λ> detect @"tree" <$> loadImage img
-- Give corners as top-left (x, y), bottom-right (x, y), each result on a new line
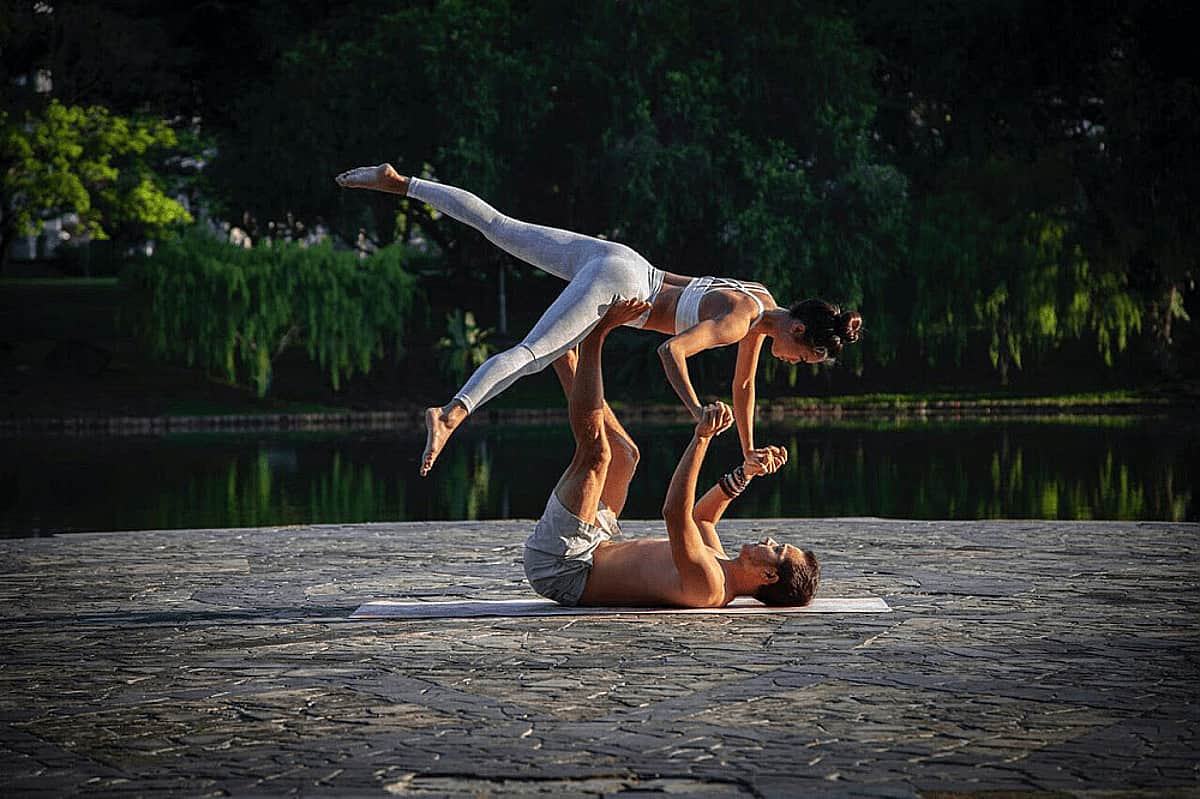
top-left (207, 4), bottom-right (905, 349)
top-left (42, 0), bottom-right (1186, 388)
top-left (0, 99), bottom-right (192, 271)
top-left (124, 231), bottom-right (424, 397)
top-left (1076, 4), bottom-right (1198, 373)
top-left (855, 0), bottom-right (1195, 378)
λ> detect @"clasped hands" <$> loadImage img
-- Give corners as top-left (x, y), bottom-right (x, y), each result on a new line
top-left (693, 401), bottom-right (789, 477)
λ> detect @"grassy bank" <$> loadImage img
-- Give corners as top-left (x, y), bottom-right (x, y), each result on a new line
top-left (771, 389), bottom-right (1183, 411)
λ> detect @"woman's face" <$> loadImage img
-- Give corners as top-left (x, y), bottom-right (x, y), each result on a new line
top-left (770, 332), bottom-right (826, 365)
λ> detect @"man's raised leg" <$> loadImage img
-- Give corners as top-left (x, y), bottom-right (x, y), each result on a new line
top-left (551, 298), bottom-right (650, 524)
top-left (551, 348), bottom-right (640, 517)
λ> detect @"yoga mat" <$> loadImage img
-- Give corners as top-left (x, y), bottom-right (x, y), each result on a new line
top-left (350, 596), bottom-right (890, 619)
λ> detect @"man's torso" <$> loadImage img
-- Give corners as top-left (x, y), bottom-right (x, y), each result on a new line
top-left (579, 538), bottom-right (728, 608)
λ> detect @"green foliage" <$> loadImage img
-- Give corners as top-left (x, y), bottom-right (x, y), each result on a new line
top-left (219, 1), bottom-right (912, 387)
top-left (123, 231), bottom-right (421, 397)
top-left (36, 0), bottom-right (1191, 390)
top-left (905, 157), bottom-right (1144, 381)
top-left (0, 100), bottom-right (192, 261)
top-left (858, 0), bottom-right (1194, 378)
top-left (210, 4), bottom-right (905, 270)
top-left (436, 309), bottom-right (495, 385)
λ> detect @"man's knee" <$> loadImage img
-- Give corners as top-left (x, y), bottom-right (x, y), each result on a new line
top-left (575, 422), bottom-right (612, 474)
top-left (610, 433), bottom-right (639, 474)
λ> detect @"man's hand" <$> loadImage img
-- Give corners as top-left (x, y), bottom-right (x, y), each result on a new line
top-left (596, 296), bottom-right (652, 333)
top-left (743, 445), bottom-right (788, 477)
top-left (695, 401), bottom-right (734, 440)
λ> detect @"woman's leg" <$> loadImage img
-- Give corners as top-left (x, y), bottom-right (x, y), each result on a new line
top-left (462, 262), bottom-right (622, 407)
top-left (409, 177), bottom-right (615, 282)
top-left (421, 258), bottom-right (631, 475)
top-left (336, 165), bottom-right (611, 282)
top-left (335, 166), bottom-right (644, 476)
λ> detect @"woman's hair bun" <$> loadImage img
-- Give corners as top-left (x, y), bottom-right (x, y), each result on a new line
top-left (788, 299), bottom-right (864, 361)
top-left (837, 311), bottom-right (863, 344)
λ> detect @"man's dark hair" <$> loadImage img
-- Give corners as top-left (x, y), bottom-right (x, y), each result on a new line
top-left (755, 549), bottom-right (820, 606)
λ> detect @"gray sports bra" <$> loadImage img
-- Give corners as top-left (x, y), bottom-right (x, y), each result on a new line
top-left (674, 276), bottom-right (773, 334)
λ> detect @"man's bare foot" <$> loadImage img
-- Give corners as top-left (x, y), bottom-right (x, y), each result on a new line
top-left (420, 407), bottom-right (453, 477)
top-left (334, 163), bottom-right (408, 195)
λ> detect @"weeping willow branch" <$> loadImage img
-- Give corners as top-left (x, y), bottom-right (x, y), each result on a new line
top-left (123, 229), bottom-right (427, 397)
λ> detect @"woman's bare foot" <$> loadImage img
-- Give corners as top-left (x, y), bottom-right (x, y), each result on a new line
top-left (334, 163), bottom-right (408, 195)
top-left (420, 406), bottom-right (455, 476)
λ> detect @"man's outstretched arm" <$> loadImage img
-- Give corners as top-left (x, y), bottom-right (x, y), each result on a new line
top-left (692, 446), bottom-right (789, 556)
top-left (662, 402), bottom-right (733, 599)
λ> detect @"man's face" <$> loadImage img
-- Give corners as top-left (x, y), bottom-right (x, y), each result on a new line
top-left (739, 536), bottom-right (798, 570)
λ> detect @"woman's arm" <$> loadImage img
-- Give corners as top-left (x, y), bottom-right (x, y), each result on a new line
top-left (656, 317), bottom-right (750, 421)
top-left (732, 333), bottom-right (765, 456)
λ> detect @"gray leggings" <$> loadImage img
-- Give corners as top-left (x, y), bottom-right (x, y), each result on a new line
top-left (409, 178), bottom-right (662, 413)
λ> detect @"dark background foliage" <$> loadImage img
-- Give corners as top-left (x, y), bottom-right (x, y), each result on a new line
top-left (2, 0), bottom-right (1195, 400)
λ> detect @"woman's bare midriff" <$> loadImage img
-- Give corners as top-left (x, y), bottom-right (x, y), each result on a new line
top-left (640, 285), bottom-right (682, 334)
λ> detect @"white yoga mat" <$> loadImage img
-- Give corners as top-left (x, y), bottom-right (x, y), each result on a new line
top-left (350, 596), bottom-right (890, 619)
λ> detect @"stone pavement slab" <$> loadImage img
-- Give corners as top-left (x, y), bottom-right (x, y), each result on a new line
top-left (0, 518), bottom-right (1196, 797)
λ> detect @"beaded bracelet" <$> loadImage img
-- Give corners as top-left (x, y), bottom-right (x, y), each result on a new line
top-left (719, 464), bottom-right (750, 499)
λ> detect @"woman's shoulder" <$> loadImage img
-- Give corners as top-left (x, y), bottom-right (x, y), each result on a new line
top-left (739, 278), bottom-right (774, 298)
top-left (721, 281), bottom-right (776, 310)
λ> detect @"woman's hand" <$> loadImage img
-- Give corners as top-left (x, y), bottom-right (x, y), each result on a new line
top-left (742, 445), bottom-right (788, 477)
top-left (695, 401), bottom-right (734, 440)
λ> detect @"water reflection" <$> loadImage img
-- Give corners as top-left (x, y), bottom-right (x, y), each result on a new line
top-left (1, 416), bottom-right (1194, 536)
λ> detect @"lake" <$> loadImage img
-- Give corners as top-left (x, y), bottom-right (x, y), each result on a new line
top-left (2, 415), bottom-right (1194, 537)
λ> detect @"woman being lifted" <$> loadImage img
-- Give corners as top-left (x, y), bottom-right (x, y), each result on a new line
top-left (335, 164), bottom-right (863, 475)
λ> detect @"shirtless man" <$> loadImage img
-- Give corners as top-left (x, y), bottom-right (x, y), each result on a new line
top-left (524, 297), bottom-right (820, 608)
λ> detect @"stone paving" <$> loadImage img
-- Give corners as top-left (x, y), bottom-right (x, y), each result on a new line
top-left (0, 518), bottom-right (1196, 797)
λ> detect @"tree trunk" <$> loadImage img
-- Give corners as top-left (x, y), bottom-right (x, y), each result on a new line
top-left (1163, 286), bottom-right (1176, 346)
top-left (1151, 285), bottom-right (1178, 376)
top-left (0, 223), bottom-right (13, 276)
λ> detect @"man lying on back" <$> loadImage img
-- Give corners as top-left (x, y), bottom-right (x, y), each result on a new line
top-left (524, 297), bottom-right (820, 608)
